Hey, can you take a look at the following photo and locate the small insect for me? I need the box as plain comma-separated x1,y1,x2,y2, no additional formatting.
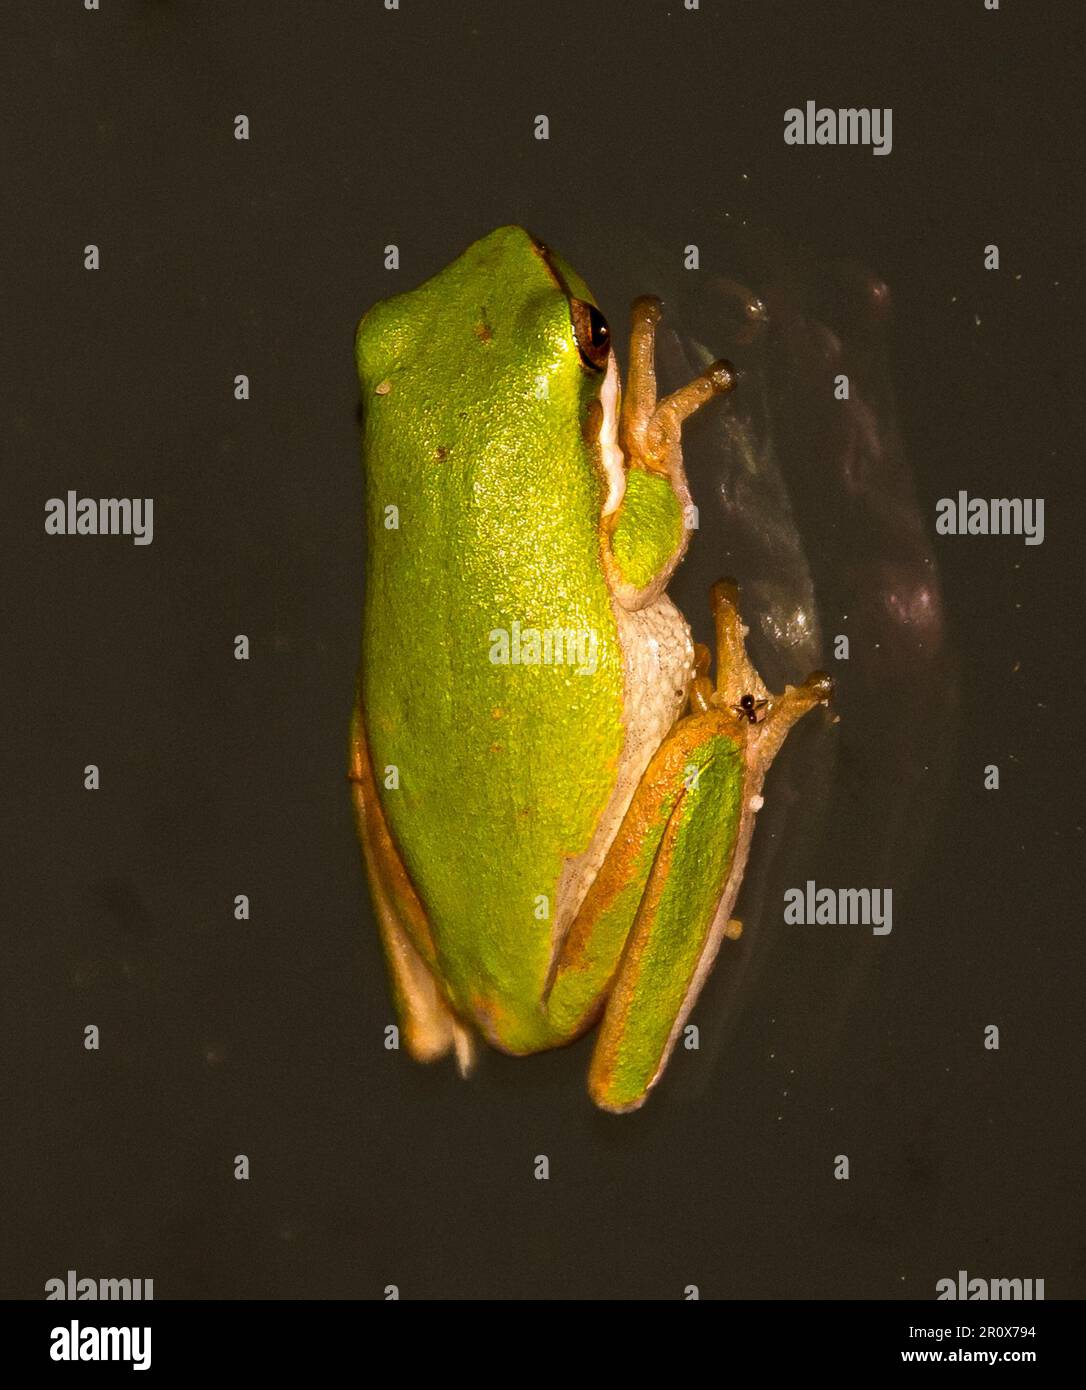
734,693,768,724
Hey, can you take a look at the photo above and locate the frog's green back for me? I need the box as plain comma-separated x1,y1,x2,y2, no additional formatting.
356,226,625,1051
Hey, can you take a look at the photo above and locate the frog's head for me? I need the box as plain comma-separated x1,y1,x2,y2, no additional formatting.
355,226,620,500
356,223,610,377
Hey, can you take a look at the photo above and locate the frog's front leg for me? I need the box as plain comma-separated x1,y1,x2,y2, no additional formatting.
545,582,832,1113
603,295,737,610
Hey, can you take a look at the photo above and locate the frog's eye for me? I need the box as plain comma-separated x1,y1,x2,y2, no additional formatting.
570,298,610,371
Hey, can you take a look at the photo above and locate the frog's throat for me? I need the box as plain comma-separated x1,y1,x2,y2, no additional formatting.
598,350,627,519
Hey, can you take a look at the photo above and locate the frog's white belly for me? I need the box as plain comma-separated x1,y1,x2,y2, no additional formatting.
552,592,694,952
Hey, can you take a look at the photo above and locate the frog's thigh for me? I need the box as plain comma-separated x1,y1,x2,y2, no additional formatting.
349,700,475,1072
588,719,746,1113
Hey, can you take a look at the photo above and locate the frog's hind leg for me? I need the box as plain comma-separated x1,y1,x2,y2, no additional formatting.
349,702,475,1074
548,581,831,1113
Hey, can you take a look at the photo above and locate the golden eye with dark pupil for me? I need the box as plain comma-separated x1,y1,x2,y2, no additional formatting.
570,297,610,371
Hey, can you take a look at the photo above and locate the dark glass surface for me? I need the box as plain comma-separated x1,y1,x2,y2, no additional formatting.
3,0,1081,1299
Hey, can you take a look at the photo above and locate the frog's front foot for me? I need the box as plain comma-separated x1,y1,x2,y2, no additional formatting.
620,295,738,472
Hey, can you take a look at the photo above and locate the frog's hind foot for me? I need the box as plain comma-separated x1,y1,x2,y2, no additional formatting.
691,578,833,772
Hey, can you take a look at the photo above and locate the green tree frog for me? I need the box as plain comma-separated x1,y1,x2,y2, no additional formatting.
349,226,832,1113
